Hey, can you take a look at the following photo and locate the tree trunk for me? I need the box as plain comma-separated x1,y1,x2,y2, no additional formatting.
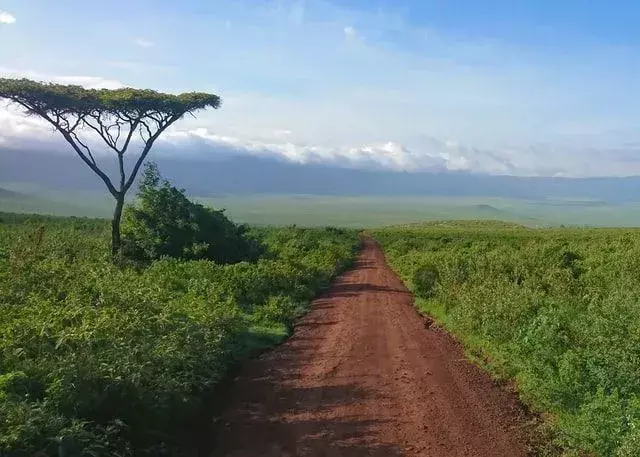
111,194,125,258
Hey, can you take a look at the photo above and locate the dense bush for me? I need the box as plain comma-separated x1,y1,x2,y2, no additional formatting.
374,221,640,457
0,214,359,456
121,163,260,264
413,264,439,298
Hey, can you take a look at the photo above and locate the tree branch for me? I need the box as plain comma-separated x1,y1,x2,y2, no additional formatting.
84,114,121,154
26,106,120,197
121,118,141,153
118,152,126,191
123,113,181,192
139,120,153,143
113,120,122,146
69,130,97,166
68,113,86,133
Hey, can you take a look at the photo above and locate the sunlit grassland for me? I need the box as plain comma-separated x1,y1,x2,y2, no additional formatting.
374,221,640,456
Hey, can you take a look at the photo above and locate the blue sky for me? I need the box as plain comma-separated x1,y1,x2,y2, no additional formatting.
1,0,640,176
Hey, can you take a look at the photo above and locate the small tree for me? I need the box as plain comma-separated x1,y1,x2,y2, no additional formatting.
122,163,261,264
0,78,220,257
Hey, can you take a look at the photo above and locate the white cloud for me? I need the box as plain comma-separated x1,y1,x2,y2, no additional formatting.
134,38,155,48
0,11,15,24
3,89,640,178
343,26,356,39
50,75,125,89
156,126,640,177
273,129,292,138
0,106,50,139
0,68,125,89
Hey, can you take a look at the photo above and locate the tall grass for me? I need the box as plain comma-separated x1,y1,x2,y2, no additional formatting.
0,213,359,456
374,221,640,456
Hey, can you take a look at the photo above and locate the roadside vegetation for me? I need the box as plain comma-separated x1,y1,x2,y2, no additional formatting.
0,168,359,456
374,221,640,456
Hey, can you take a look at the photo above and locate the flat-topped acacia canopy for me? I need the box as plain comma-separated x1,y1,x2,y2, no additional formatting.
0,78,221,257
0,78,220,116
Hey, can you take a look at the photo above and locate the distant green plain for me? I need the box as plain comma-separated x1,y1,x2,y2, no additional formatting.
3,182,640,227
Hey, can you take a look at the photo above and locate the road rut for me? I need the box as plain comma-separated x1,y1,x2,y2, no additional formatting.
213,238,529,456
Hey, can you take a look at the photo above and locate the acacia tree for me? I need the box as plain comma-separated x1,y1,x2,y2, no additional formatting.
0,78,220,256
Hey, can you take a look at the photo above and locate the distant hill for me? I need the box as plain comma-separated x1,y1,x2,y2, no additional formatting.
0,187,24,199
469,204,517,219
2,146,640,203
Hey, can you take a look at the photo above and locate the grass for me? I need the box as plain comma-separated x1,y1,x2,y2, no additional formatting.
374,221,640,456
0,213,360,456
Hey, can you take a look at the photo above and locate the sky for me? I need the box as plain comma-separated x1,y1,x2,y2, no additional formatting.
1,0,640,177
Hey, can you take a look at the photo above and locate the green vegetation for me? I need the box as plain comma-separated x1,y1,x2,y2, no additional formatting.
121,164,260,264
374,221,640,456
0,210,359,455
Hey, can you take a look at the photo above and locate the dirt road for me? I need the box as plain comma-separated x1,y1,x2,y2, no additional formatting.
213,238,529,456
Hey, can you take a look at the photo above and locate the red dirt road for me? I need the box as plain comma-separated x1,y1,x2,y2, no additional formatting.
213,238,529,456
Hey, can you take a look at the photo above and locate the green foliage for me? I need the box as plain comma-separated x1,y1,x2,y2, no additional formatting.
0,213,359,456
413,264,439,298
121,163,260,264
0,78,220,116
373,221,640,456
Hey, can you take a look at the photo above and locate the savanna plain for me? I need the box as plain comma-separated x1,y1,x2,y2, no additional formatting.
2,191,640,456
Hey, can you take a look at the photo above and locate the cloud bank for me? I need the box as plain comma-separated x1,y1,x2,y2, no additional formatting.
0,11,15,24
158,127,640,177
1,67,639,178
3,96,637,179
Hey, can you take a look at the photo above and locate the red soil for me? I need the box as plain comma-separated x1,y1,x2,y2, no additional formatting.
213,238,529,456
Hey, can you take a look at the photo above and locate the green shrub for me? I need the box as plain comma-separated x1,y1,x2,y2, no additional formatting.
0,213,359,455
413,264,439,298
121,163,260,264
618,425,640,457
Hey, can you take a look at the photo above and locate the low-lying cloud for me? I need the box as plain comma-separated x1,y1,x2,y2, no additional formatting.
159,127,640,178
2,70,640,178
2,103,640,178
